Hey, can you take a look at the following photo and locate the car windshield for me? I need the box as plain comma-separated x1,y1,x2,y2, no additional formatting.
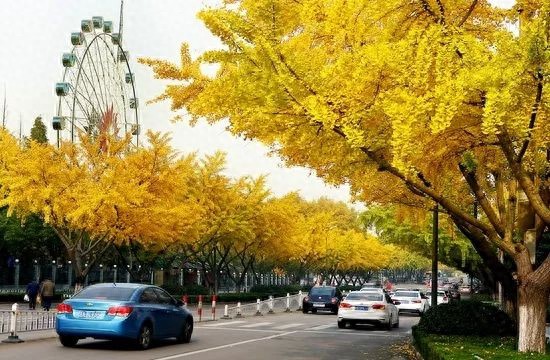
73,286,136,301
345,293,383,301
394,291,419,298
310,287,334,296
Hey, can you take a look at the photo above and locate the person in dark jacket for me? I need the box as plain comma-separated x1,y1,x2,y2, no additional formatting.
39,278,55,311
26,280,40,310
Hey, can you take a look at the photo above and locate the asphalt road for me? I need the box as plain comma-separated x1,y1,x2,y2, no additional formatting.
0,311,419,360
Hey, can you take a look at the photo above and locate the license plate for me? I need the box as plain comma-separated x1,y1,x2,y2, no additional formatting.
398,300,409,304
73,310,104,319
355,306,369,311
313,303,325,307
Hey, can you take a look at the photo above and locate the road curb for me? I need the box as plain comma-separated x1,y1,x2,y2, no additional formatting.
0,330,57,345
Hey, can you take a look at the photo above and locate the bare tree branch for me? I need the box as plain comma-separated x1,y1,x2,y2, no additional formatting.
458,0,479,27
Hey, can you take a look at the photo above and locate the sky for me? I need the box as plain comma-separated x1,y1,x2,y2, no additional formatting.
0,0,514,208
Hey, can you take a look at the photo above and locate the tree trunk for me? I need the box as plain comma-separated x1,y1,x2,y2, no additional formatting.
517,281,549,353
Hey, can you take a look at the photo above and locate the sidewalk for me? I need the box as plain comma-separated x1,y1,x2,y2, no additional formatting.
0,329,57,344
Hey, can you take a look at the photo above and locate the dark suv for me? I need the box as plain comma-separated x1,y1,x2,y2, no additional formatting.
302,286,342,314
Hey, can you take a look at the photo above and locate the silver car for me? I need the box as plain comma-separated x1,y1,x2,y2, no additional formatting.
337,291,399,330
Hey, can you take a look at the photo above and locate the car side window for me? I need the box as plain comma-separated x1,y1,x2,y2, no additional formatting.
139,288,158,304
154,288,175,305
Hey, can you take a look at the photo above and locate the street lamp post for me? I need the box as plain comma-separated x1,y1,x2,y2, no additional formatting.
34,260,40,282
431,204,439,308
113,265,118,283
67,261,73,287
52,260,57,284
99,264,104,283
84,263,88,285
14,259,20,289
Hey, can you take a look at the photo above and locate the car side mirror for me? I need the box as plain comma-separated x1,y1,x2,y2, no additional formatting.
393,301,401,305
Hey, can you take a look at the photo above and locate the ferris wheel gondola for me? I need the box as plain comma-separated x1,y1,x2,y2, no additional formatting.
53,15,139,147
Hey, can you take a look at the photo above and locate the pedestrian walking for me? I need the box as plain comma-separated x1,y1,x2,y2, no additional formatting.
39,277,55,311
26,280,40,310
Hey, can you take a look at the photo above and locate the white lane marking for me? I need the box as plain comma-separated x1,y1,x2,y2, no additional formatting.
240,322,272,328
195,326,282,334
153,331,298,360
203,320,246,327
309,324,334,330
305,330,399,337
272,323,304,330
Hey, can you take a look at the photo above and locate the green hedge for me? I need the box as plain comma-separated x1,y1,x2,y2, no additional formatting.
413,327,550,359
417,300,516,336
160,284,209,295
171,292,293,304
0,292,67,303
249,284,306,295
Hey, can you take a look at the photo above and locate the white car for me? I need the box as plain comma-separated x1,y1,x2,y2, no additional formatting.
392,290,429,315
359,287,384,293
337,291,399,329
427,290,449,306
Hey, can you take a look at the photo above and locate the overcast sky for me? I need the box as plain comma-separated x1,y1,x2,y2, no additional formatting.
0,0,514,208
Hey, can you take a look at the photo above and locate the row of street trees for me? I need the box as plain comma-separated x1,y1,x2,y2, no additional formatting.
140,0,550,353
0,124,429,293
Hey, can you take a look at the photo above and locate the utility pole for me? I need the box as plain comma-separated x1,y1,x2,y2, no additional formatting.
118,0,124,45
18,114,22,142
2,85,7,129
431,204,439,308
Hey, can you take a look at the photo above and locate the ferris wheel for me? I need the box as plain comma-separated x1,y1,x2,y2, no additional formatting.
53,14,139,147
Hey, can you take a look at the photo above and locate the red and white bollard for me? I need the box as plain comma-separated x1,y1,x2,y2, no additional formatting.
255,298,262,316
211,295,217,320
182,295,189,308
197,295,203,322
298,290,303,311
268,295,274,314
236,302,243,318
222,304,230,319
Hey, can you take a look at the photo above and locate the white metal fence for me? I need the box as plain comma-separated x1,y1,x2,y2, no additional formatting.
0,308,56,334
222,292,305,318
0,292,306,336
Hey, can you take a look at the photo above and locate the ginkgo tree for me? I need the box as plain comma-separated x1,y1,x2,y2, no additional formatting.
142,0,550,352
0,129,203,284
362,205,488,284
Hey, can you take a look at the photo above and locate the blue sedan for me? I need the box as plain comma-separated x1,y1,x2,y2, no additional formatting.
55,283,193,349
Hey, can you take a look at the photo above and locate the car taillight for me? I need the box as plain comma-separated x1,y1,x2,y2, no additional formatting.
372,304,386,310
56,303,73,314
339,302,352,308
412,300,421,303
304,296,310,302
331,297,338,304
107,306,133,317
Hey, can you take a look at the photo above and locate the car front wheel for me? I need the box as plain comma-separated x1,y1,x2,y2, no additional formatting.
59,335,78,347
177,319,193,344
137,324,153,350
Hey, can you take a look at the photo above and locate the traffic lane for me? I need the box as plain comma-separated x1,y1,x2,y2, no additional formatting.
0,312,419,360
154,326,413,360
0,325,270,360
